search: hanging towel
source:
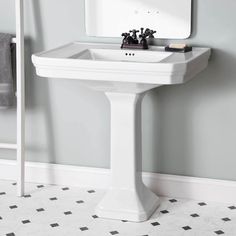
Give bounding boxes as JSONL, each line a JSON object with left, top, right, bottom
{"left": 0, "top": 33, "right": 14, "bottom": 108}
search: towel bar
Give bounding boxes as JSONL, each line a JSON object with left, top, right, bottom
{"left": 0, "top": 143, "right": 17, "bottom": 150}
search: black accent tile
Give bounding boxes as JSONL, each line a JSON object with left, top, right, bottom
{"left": 0, "top": 216, "right": 2, "bottom": 220}
{"left": 121, "top": 220, "right": 128, "bottom": 222}
{"left": 222, "top": 217, "right": 231, "bottom": 222}
{"left": 9, "top": 205, "right": 17, "bottom": 209}
{"left": 228, "top": 206, "right": 236, "bottom": 210}
{"left": 0, "top": 192, "right": 6, "bottom": 195}
{"left": 76, "top": 200, "right": 84, "bottom": 204}
{"left": 49, "top": 197, "right": 58, "bottom": 201}
{"left": 182, "top": 226, "right": 192, "bottom": 230}
{"left": 88, "top": 190, "right": 95, "bottom": 193}
{"left": 12, "top": 183, "right": 17, "bottom": 185}
{"left": 160, "top": 210, "right": 169, "bottom": 214}
{"left": 64, "top": 211, "right": 72, "bottom": 215}
{"left": 215, "top": 230, "right": 224, "bottom": 235}
{"left": 92, "top": 215, "right": 98, "bottom": 219}
{"left": 80, "top": 227, "right": 89, "bottom": 231}
{"left": 110, "top": 231, "right": 119, "bottom": 235}
{"left": 198, "top": 202, "right": 207, "bottom": 206}
{"left": 151, "top": 222, "right": 160, "bottom": 226}
{"left": 6, "top": 233, "right": 15, "bottom": 236}
{"left": 36, "top": 208, "right": 45, "bottom": 212}
{"left": 169, "top": 199, "right": 177, "bottom": 203}
{"left": 50, "top": 223, "right": 59, "bottom": 228}
{"left": 191, "top": 213, "right": 200, "bottom": 218}
{"left": 22, "top": 220, "right": 31, "bottom": 224}
{"left": 62, "top": 187, "right": 69, "bottom": 191}
{"left": 37, "top": 185, "right": 44, "bottom": 188}
{"left": 24, "top": 194, "right": 31, "bottom": 198}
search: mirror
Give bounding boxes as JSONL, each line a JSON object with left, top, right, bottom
{"left": 85, "top": 0, "right": 192, "bottom": 39}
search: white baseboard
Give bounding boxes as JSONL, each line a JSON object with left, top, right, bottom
{"left": 0, "top": 159, "right": 236, "bottom": 203}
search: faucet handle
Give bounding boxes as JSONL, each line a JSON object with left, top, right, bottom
{"left": 121, "top": 32, "right": 130, "bottom": 37}
{"left": 140, "top": 28, "right": 144, "bottom": 35}
{"left": 148, "top": 30, "right": 157, "bottom": 38}
{"left": 129, "top": 29, "right": 140, "bottom": 33}
{"left": 129, "top": 29, "right": 139, "bottom": 39}
{"left": 139, "top": 28, "right": 149, "bottom": 36}
{"left": 139, "top": 28, "right": 149, "bottom": 38}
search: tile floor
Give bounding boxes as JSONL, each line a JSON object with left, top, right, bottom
{"left": 0, "top": 179, "right": 236, "bottom": 236}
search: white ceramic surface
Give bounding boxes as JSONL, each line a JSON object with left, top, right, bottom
{"left": 32, "top": 42, "right": 211, "bottom": 222}
{"left": 73, "top": 48, "right": 173, "bottom": 63}
{"left": 32, "top": 42, "right": 210, "bottom": 93}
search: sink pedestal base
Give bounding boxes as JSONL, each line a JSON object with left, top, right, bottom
{"left": 95, "top": 92, "right": 160, "bottom": 222}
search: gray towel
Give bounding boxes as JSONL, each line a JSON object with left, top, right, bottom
{"left": 0, "top": 33, "right": 14, "bottom": 108}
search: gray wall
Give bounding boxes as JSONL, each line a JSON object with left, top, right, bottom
{"left": 0, "top": 0, "right": 236, "bottom": 181}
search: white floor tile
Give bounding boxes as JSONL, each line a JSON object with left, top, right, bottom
{"left": 0, "top": 179, "right": 236, "bottom": 236}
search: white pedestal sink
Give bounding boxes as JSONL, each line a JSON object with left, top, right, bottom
{"left": 32, "top": 42, "right": 211, "bottom": 222}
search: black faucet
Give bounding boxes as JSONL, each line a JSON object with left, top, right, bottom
{"left": 121, "top": 28, "right": 156, "bottom": 50}
{"left": 129, "top": 29, "right": 139, "bottom": 44}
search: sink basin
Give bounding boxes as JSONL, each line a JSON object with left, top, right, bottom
{"left": 32, "top": 42, "right": 210, "bottom": 93}
{"left": 71, "top": 48, "right": 173, "bottom": 63}
{"left": 32, "top": 42, "right": 211, "bottom": 222}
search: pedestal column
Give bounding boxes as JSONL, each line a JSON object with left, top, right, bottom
{"left": 96, "top": 92, "right": 160, "bottom": 222}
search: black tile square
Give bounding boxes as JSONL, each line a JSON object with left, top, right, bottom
{"left": 92, "top": 215, "right": 98, "bottom": 219}
{"left": 6, "top": 233, "right": 15, "bottom": 236}
{"left": 80, "top": 227, "right": 89, "bottom": 231}
{"left": 49, "top": 197, "right": 58, "bottom": 201}
{"left": 198, "top": 202, "right": 207, "bottom": 206}
{"left": 87, "top": 190, "right": 95, "bottom": 193}
{"left": 36, "top": 208, "right": 45, "bottom": 212}
{"left": 37, "top": 185, "right": 44, "bottom": 188}
{"left": 169, "top": 199, "right": 177, "bottom": 203}
{"left": 151, "top": 222, "right": 160, "bottom": 226}
{"left": 215, "top": 230, "right": 224, "bottom": 235}
{"left": 12, "top": 183, "right": 17, "bottom": 185}
{"left": 121, "top": 220, "right": 128, "bottom": 222}
{"left": 228, "top": 206, "right": 236, "bottom": 210}
{"left": 0, "top": 192, "right": 6, "bottom": 195}
{"left": 9, "top": 205, "right": 17, "bottom": 209}
{"left": 50, "top": 223, "right": 59, "bottom": 228}
{"left": 160, "top": 210, "right": 169, "bottom": 214}
{"left": 191, "top": 213, "right": 200, "bottom": 218}
{"left": 76, "top": 200, "right": 84, "bottom": 204}
{"left": 222, "top": 217, "right": 231, "bottom": 222}
{"left": 110, "top": 231, "right": 119, "bottom": 235}
{"left": 64, "top": 211, "right": 72, "bottom": 215}
{"left": 22, "top": 220, "right": 31, "bottom": 224}
{"left": 0, "top": 216, "right": 2, "bottom": 220}
{"left": 24, "top": 194, "right": 31, "bottom": 198}
{"left": 62, "top": 187, "right": 69, "bottom": 191}
{"left": 182, "top": 226, "right": 192, "bottom": 230}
